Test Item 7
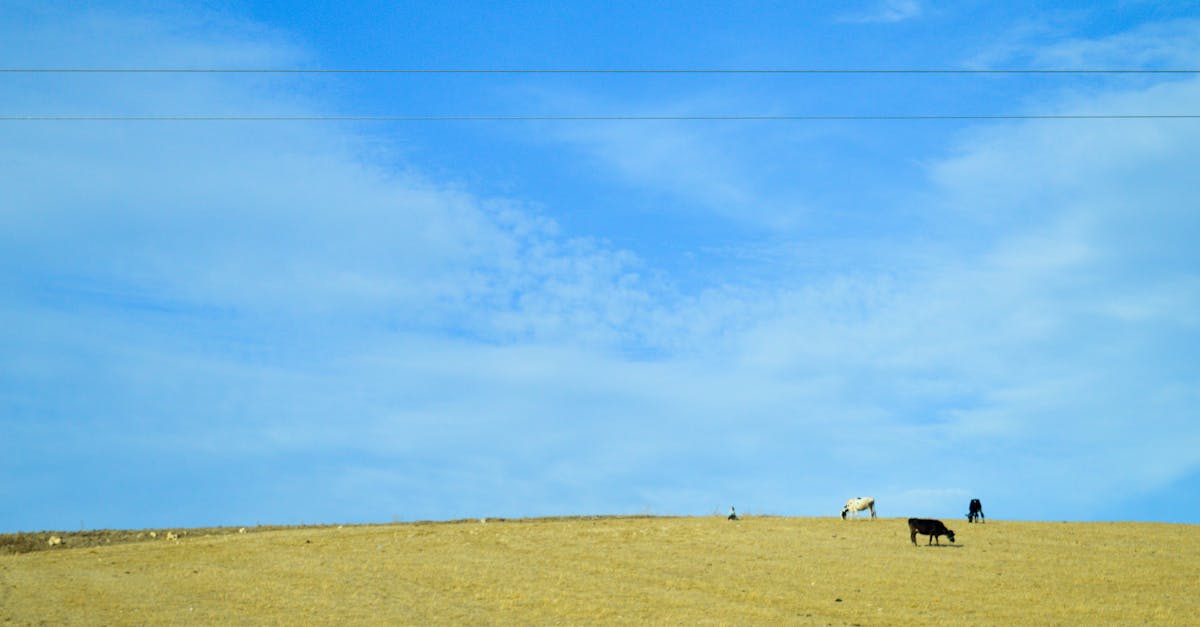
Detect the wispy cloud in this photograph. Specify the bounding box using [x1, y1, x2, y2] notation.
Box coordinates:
[969, 17, 1200, 69]
[533, 101, 816, 232]
[838, 0, 923, 24]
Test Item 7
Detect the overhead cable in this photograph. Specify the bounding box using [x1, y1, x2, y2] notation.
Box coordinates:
[3, 68, 1200, 74]
[3, 114, 1198, 121]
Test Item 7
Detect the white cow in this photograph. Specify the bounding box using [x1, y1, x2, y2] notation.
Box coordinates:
[841, 496, 876, 520]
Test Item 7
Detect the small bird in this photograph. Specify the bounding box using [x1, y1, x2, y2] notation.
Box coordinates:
[728, 507, 739, 521]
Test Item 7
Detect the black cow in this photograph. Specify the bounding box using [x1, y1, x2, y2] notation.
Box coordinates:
[908, 518, 955, 546]
[967, 499, 985, 523]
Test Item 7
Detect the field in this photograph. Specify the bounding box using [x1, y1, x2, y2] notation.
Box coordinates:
[2, 516, 1198, 624]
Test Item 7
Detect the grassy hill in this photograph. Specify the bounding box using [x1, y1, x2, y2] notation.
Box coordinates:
[2, 516, 1197, 624]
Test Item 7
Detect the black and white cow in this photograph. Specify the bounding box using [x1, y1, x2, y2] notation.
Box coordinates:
[841, 497, 876, 520]
[908, 518, 956, 546]
[967, 499, 985, 523]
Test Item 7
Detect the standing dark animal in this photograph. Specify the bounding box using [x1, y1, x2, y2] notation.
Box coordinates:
[967, 499, 985, 523]
[908, 518, 956, 546]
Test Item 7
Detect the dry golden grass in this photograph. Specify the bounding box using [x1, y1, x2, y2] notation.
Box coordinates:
[2, 516, 1197, 624]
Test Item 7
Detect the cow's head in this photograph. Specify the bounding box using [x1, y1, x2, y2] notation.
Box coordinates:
[840, 507, 848, 519]
[945, 530, 956, 543]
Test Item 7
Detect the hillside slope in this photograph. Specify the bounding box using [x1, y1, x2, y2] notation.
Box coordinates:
[2, 516, 1197, 624]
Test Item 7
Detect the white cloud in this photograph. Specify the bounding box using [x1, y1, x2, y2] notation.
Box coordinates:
[968, 17, 1200, 72]
[0, 11, 673, 347]
[544, 117, 813, 231]
[838, 0, 923, 24]
[0, 9, 684, 526]
[1029, 19, 1200, 69]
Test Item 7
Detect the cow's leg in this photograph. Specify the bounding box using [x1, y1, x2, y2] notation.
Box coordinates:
[910, 529, 918, 546]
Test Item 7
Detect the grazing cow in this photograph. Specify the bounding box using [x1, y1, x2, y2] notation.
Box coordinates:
[841, 497, 876, 520]
[967, 499, 985, 523]
[908, 518, 955, 546]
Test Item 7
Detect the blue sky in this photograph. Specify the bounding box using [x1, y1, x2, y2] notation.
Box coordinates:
[2, 1, 1199, 531]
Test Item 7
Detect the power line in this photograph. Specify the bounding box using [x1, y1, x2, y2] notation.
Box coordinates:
[2, 68, 1199, 74]
[1, 114, 1197, 121]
